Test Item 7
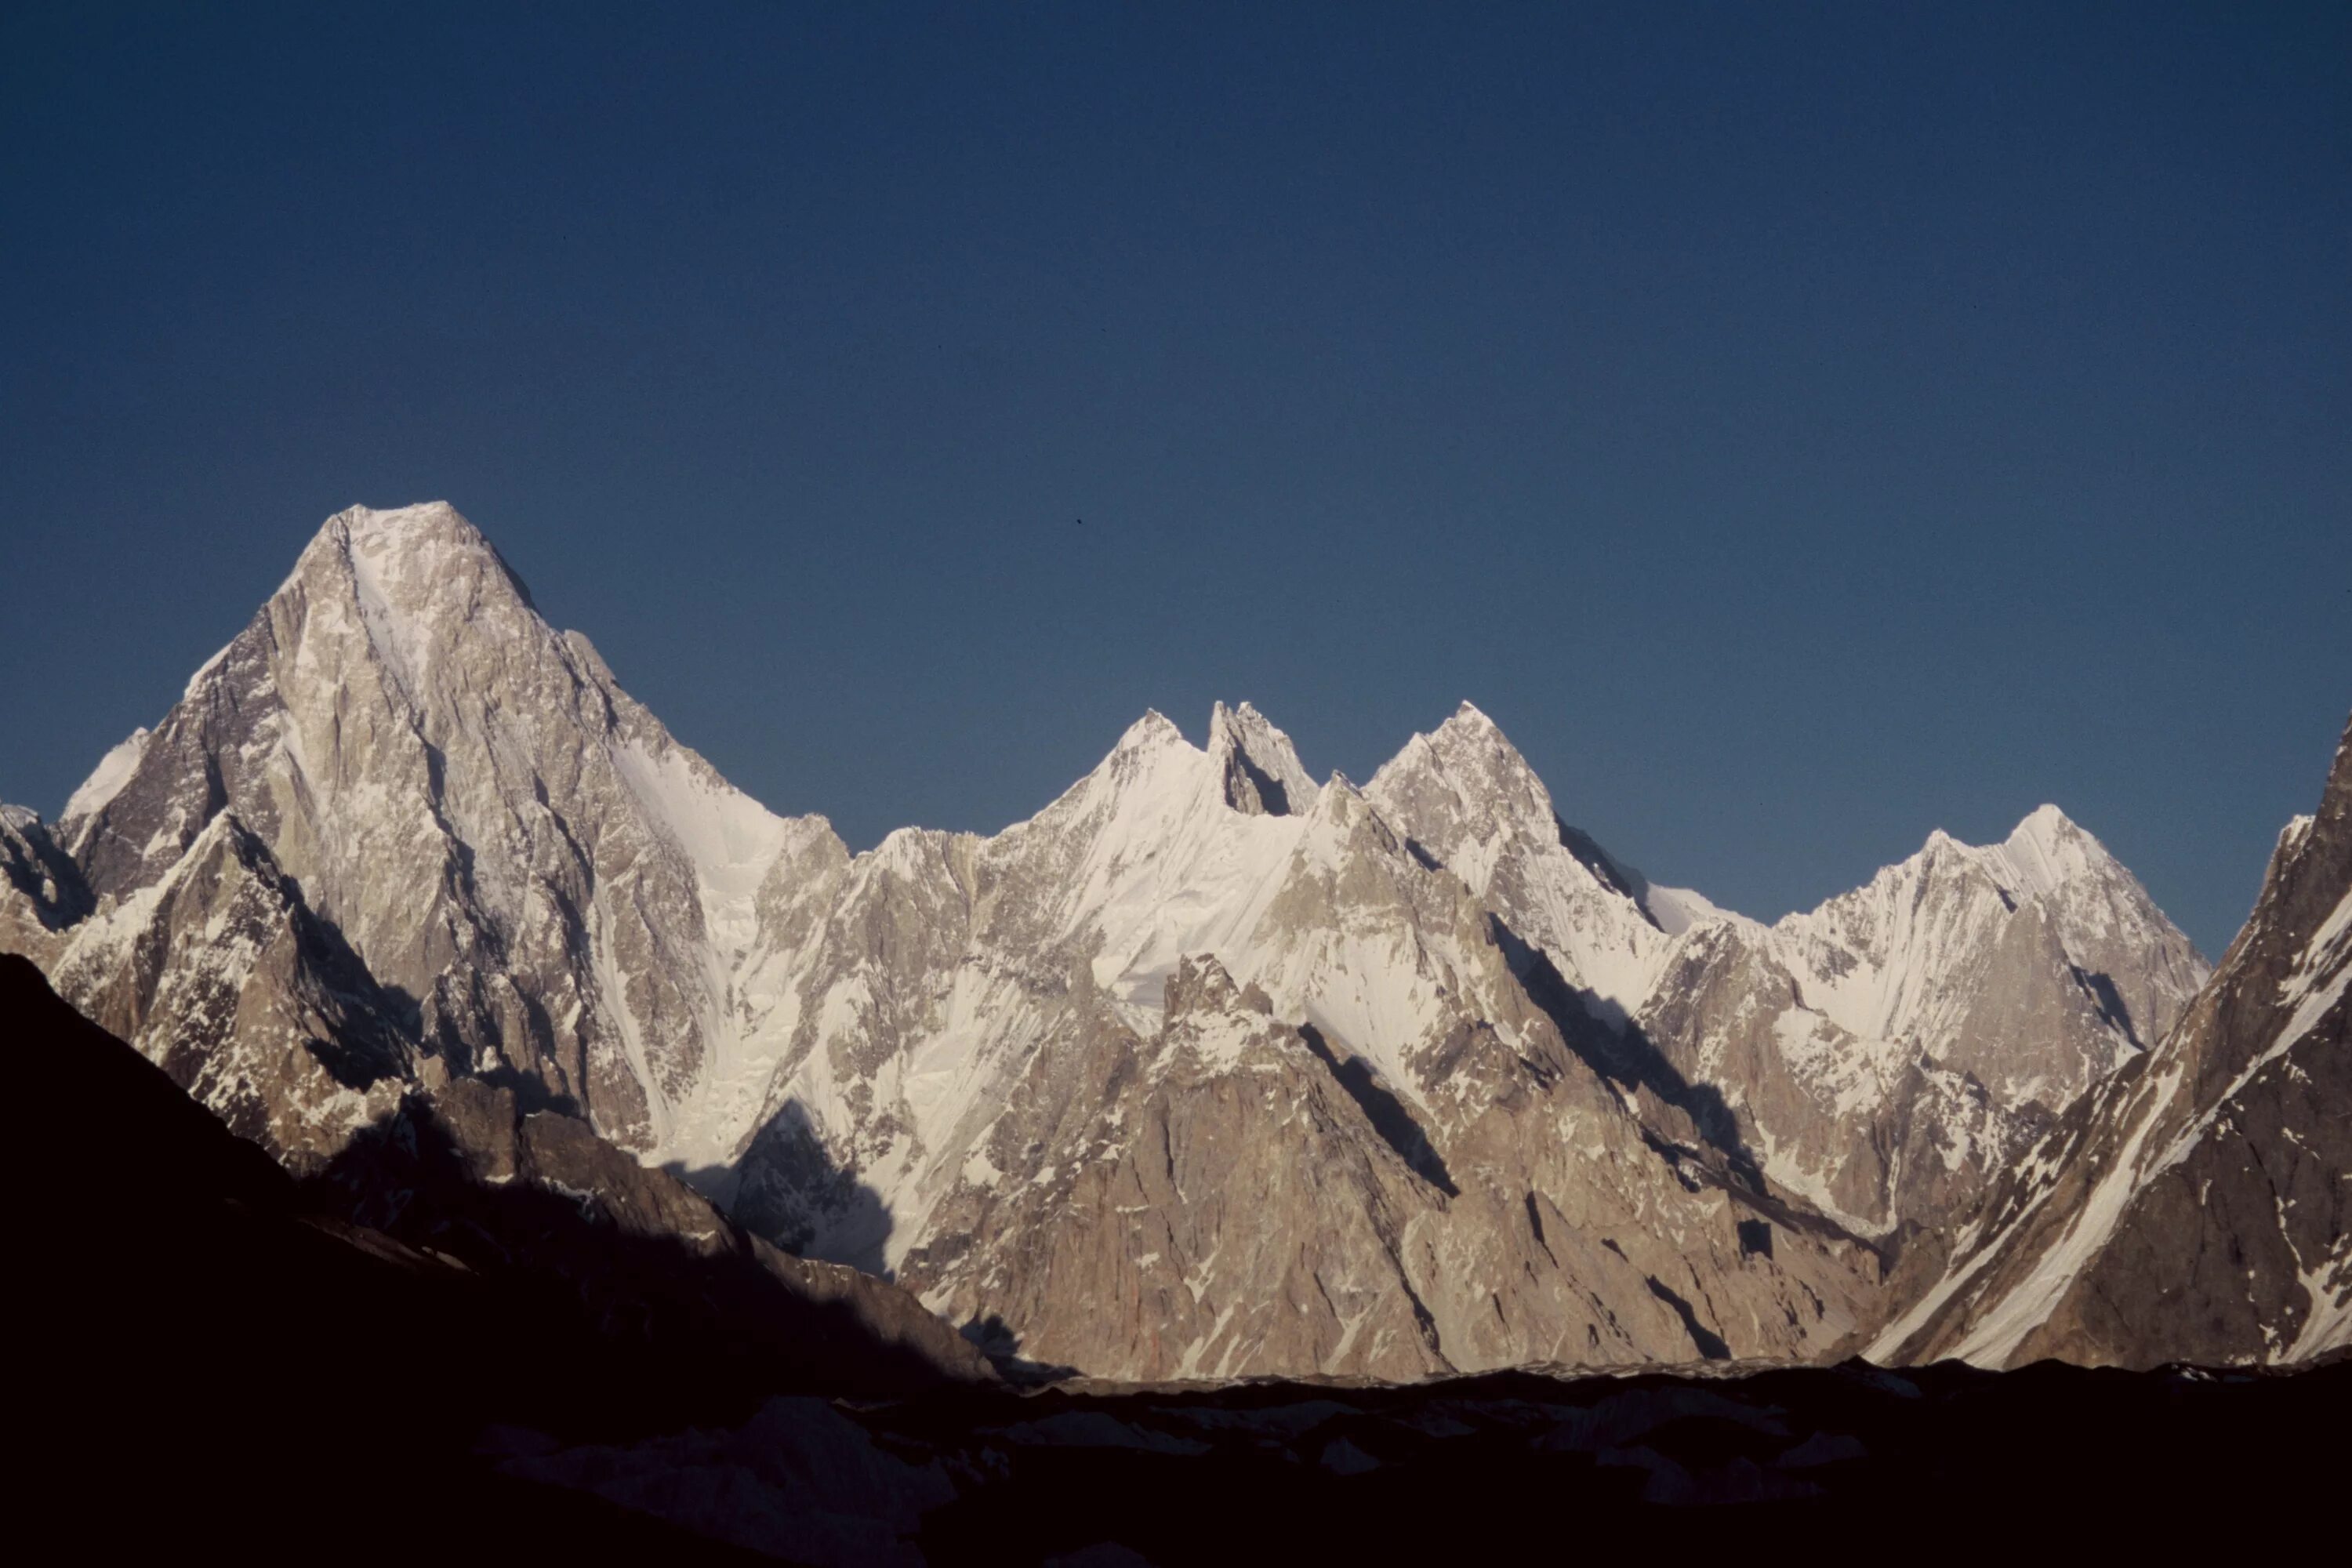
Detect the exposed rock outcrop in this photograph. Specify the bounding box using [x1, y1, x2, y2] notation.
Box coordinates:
[0, 805, 87, 964]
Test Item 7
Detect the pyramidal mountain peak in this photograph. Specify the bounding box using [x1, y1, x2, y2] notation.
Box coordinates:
[1987, 801, 2115, 900]
[5, 499, 2323, 1387]
[1365, 700, 1549, 844]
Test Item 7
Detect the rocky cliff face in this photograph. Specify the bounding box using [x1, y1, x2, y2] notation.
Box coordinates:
[1361, 706, 2205, 1242]
[1363, 702, 1690, 1016]
[1870, 716, 2350, 1369]
[2, 501, 2234, 1381]
[0, 806, 86, 964]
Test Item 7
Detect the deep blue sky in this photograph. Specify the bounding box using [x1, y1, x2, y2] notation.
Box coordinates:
[2, 3, 2345, 954]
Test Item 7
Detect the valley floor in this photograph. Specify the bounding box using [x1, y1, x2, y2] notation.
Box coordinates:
[487, 1353, 2352, 1560]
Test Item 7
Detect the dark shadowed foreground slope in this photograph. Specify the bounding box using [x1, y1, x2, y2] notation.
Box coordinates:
[7, 951, 984, 1557]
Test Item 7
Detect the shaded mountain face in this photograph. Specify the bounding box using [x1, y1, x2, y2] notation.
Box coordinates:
[2, 951, 992, 1399]
[1871, 717, 2352, 1369]
[2, 502, 2221, 1380]
[318, 1073, 997, 1396]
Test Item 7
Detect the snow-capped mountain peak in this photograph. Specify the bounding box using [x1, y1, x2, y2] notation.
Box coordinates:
[1630, 801, 2212, 1239]
[1984, 803, 2107, 901]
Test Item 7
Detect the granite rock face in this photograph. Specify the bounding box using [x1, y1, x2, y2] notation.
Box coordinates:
[1870, 715, 2351, 1368]
[2, 502, 2248, 1381]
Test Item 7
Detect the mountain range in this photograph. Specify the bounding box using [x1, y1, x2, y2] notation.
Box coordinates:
[4, 501, 2339, 1379]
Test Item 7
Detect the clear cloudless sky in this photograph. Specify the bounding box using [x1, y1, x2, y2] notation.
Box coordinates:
[2, 2, 2346, 956]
